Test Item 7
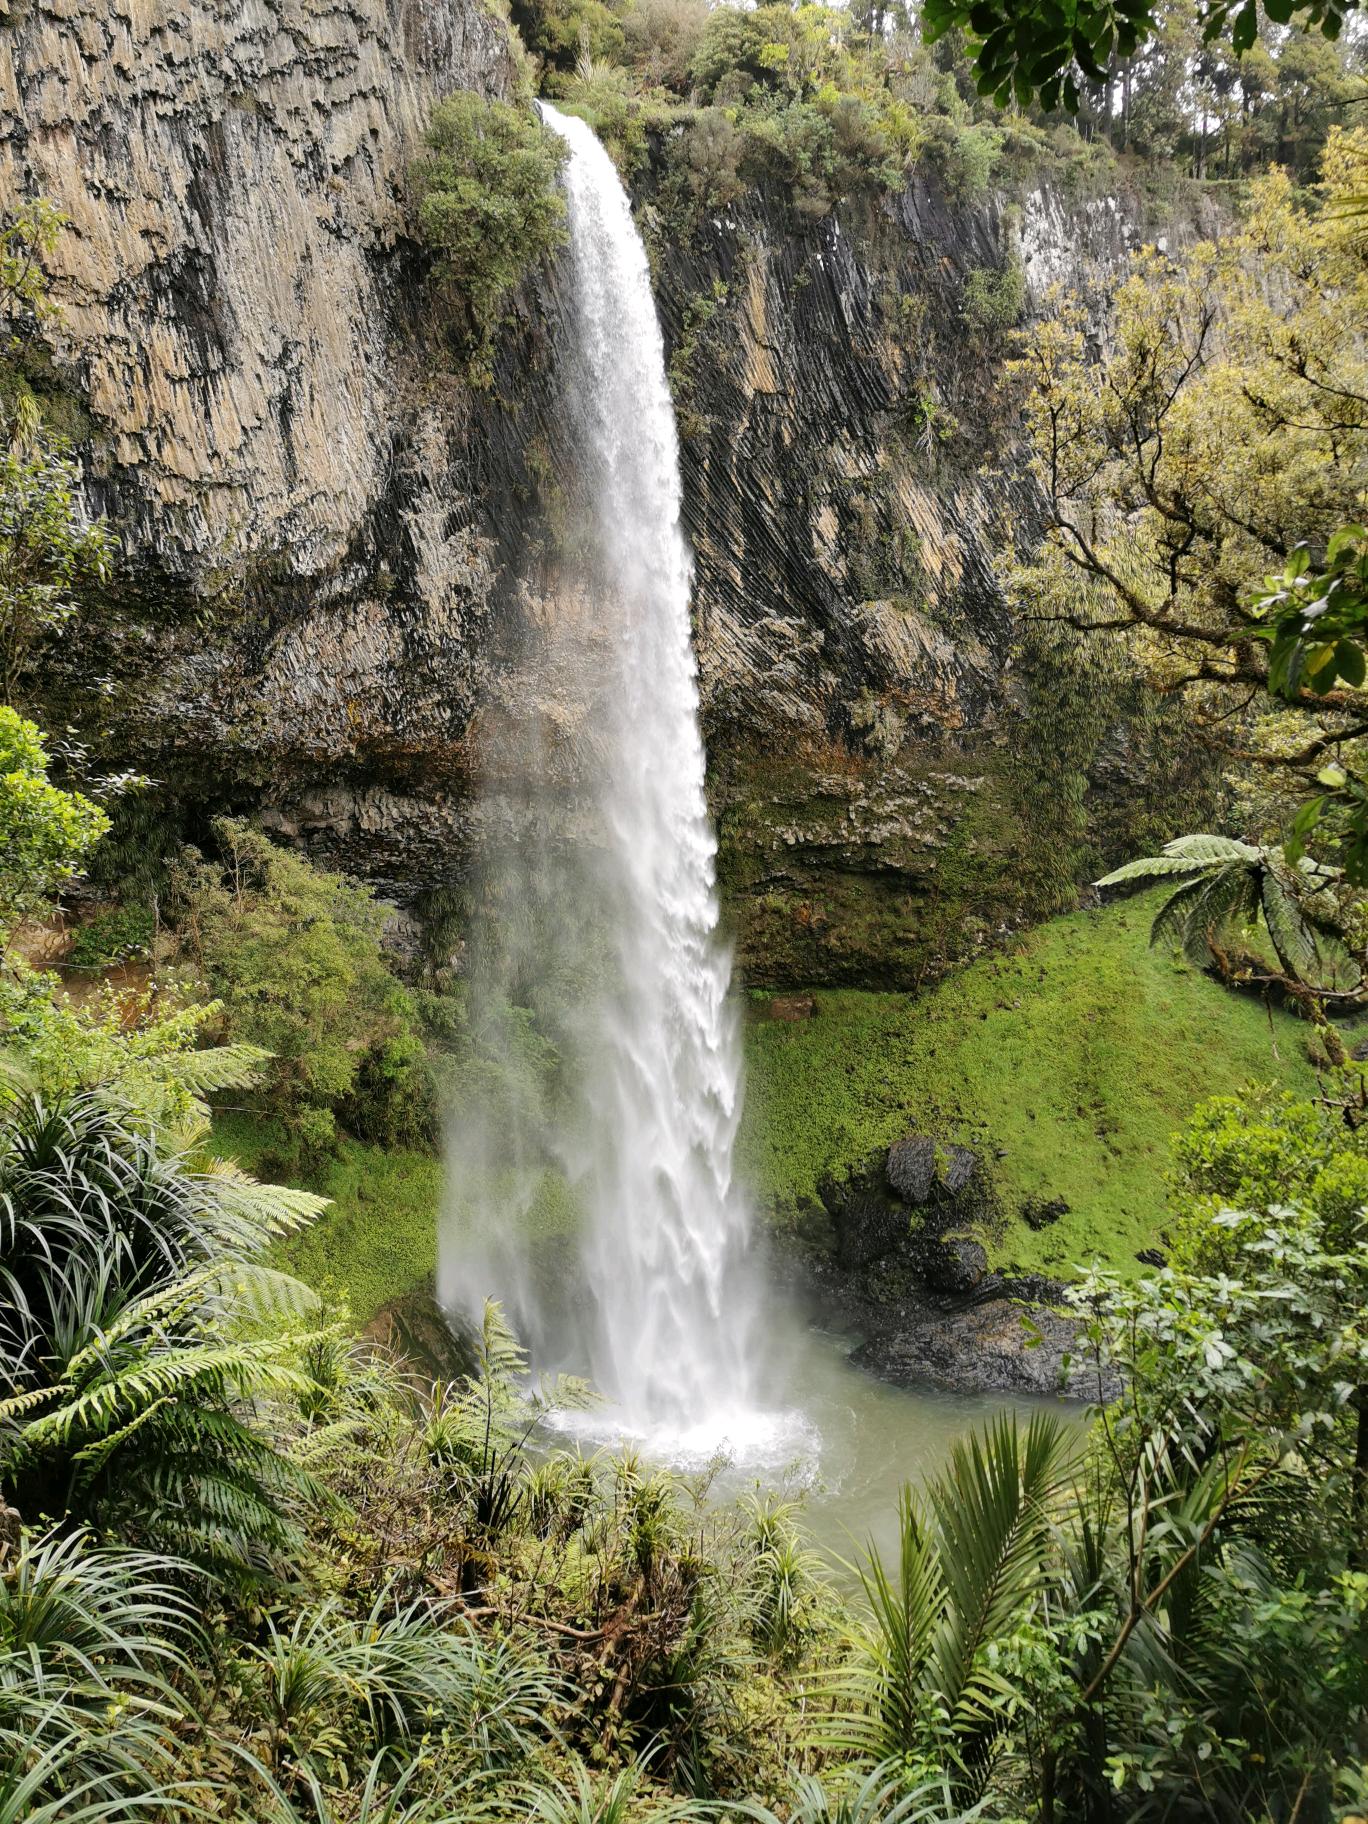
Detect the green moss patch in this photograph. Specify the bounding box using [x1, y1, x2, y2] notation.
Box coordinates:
[737, 893, 1322, 1277]
[212, 1113, 441, 1324]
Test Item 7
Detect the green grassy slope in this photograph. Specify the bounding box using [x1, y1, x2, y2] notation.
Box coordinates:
[738, 893, 1322, 1276]
[216, 895, 1325, 1314]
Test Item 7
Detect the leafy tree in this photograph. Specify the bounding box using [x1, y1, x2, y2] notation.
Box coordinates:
[1168, 1082, 1368, 1258]
[0, 418, 111, 703]
[512, 0, 628, 79]
[920, 0, 1361, 115]
[410, 94, 569, 373]
[0, 199, 65, 334]
[1095, 832, 1362, 1002]
[1011, 129, 1368, 879]
[173, 821, 433, 1153]
[0, 707, 106, 928]
[621, 0, 710, 93]
[1255, 527, 1368, 881]
[0, 203, 112, 705]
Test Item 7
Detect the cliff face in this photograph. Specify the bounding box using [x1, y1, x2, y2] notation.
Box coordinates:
[6, 0, 1215, 984]
[652, 175, 1204, 984]
[2, 0, 518, 878]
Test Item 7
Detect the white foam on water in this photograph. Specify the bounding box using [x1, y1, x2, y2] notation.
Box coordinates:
[544, 1399, 824, 1481]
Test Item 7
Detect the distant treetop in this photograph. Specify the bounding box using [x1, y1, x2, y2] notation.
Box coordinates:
[921, 0, 1363, 112]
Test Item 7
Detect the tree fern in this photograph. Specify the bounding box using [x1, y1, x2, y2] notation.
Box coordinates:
[1096, 834, 1359, 993]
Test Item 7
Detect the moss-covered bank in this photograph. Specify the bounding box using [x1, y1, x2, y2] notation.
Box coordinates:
[740, 892, 1322, 1276]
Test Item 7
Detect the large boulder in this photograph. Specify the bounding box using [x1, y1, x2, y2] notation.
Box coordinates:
[886, 1135, 937, 1203]
[835, 1188, 909, 1269]
[886, 1135, 979, 1203]
[856, 1297, 1117, 1400]
[922, 1235, 989, 1294]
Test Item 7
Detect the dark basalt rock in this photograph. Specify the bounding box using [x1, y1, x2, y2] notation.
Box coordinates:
[922, 1235, 989, 1293]
[855, 1296, 1116, 1401]
[1022, 1195, 1069, 1230]
[939, 1144, 978, 1195]
[835, 1188, 909, 1270]
[887, 1135, 936, 1204]
[1135, 1247, 1167, 1268]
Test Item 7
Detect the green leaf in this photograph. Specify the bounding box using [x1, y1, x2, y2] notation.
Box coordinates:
[1333, 640, 1366, 687]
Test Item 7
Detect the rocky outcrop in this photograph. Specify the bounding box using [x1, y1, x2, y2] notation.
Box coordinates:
[854, 1293, 1111, 1401]
[7, 1, 1220, 978]
[648, 170, 1223, 984]
[3, 0, 517, 870]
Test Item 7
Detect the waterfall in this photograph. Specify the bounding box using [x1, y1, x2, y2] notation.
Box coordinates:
[441, 106, 784, 1453]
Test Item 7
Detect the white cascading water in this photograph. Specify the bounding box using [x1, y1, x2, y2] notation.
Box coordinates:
[440, 106, 811, 1463]
[537, 104, 757, 1441]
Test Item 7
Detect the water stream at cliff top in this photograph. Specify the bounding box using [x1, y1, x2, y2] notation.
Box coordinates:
[440, 106, 807, 1465]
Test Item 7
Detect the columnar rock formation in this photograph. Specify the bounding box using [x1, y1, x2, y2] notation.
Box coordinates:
[3, 0, 1218, 983]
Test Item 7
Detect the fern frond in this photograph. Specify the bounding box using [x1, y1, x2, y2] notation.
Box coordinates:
[194, 1157, 330, 1237]
[1260, 864, 1324, 982]
[167, 1043, 271, 1095]
[1148, 875, 1211, 954]
[212, 1262, 323, 1326]
[1159, 834, 1262, 863]
[1096, 854, 1211, 887]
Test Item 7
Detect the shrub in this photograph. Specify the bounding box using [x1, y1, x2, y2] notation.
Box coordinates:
[738, 99, 837, 216]
[680, 107, 746, 209]
[962, 258, 1026, 332]
[621, 0, 709, 93]
[66, 902, 155, 967]
[173, 821, 435, 1152]
[689, 6, 774, 101]
[558, 66, 650, 175]
[410, 94, 568, 372]
[511, 0, 626, 79]
[923, 116, 1000, 197]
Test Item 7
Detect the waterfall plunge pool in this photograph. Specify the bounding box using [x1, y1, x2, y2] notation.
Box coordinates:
[540, 1305, 1077, 1567]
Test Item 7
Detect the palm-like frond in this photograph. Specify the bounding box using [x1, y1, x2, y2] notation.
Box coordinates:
[741, 1763, 984, 1823]
[1098, 832, 1353, 991]
[1147, 872, 1216, 960]
[526, 1758, 711, 1823]
[250, 1586, 561, 1785]
[1153, 835, 1262, 864]
[0, 1529, 201, 1810]
[928, 1411, 1074, 1745]
[833, 1414, 1074, 1793]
